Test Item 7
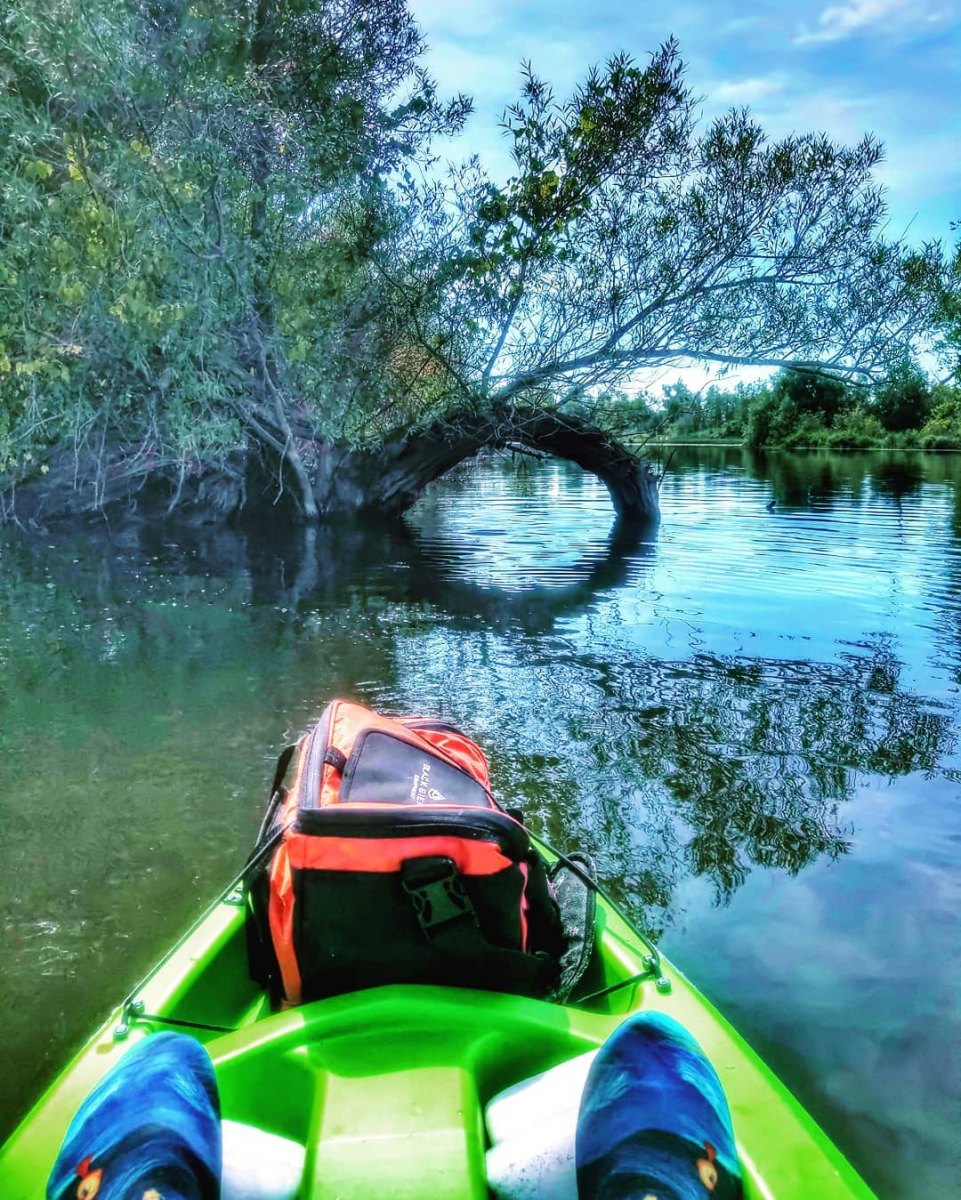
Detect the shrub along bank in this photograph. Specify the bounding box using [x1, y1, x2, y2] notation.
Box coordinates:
[619, 364, 961, 449]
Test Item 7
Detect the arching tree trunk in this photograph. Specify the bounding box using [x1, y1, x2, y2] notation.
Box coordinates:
[307, 405, 660, 524]
[3, 406, 659, 528]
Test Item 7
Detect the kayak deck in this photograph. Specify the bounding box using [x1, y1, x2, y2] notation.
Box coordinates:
[1, 891, 876, 1199]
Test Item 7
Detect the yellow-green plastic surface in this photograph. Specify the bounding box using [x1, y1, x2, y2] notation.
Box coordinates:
[0, 890, 877, 1199]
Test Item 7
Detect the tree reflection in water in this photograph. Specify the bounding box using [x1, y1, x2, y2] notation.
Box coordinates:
[326, 519, 954, 932]
[2, 511, 954, 942]
[398, 631, 952, 932]
[2, 508, 955, 942]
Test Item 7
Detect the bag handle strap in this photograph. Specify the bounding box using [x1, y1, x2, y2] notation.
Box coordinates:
[253, 741, 299, 848]
[271, 742, 298, 797]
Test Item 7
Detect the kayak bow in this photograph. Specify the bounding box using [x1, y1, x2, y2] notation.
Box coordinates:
[0, 860, 875, 1199]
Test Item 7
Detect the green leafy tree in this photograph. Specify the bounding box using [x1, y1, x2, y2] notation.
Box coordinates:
[745, 369, 854, 446]
[772, 369, 853, 425]
[918, 384, 961, 449]
[872, 358, 932, 432]
[701, 386, 741, 437]
[0, 0, 469, 516]
[935, 223, 961, 383]
[0, 17, 948, 525]
[389, 47, 943, 430]
[660, 381, 702, 431]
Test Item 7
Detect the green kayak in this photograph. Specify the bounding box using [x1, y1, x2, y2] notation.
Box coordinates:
[0, 861, 875, 1199]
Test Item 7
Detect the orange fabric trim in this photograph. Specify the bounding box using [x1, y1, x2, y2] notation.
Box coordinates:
[412, 727, 491, 787]
[287, 833, 513, 875]
[268, 847, 302, 1005]
[283, 737, 308, 824]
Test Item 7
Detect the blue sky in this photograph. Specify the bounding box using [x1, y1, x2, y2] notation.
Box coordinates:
[409, 0, 960, 250]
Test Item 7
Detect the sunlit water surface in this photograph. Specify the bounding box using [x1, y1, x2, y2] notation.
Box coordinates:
[1, 446, 959, 1197]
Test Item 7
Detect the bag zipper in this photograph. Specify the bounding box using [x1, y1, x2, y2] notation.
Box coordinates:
[294, 807, 530, 858]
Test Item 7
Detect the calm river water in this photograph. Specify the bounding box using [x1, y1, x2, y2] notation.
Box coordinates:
[1, 446, 959, 1196]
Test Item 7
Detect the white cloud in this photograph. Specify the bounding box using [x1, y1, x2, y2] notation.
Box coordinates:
[712, 76, 785, 104]
[703, 78, 880, 146]
[718, 14, 764, 34]
[794, 0, 953, 43]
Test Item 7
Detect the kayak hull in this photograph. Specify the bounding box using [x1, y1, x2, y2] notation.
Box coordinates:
[0, 886, 876, 1199]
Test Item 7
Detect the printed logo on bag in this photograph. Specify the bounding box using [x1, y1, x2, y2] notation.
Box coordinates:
[409, 760, 447, 804]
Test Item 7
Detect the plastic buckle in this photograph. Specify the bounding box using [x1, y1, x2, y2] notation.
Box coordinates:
[402, 857, 478, 939]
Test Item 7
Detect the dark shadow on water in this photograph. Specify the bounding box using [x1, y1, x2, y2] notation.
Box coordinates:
[870, 457, 925, 501]
[140, 513, 661, 635]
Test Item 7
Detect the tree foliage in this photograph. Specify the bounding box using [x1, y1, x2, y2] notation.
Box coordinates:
[0, 4, 948, 524]
[936, 223, 961, 383]
[0, 0, 468, 512]
[609, 360, 958, 449]
[387, 43, 944, 420]
[872, 358, 932, 432]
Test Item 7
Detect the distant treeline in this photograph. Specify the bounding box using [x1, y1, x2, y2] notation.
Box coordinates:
[617, 363, 961, 449]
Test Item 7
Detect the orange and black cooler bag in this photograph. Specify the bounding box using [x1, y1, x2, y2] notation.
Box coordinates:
[245, 700, 564, 1006]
